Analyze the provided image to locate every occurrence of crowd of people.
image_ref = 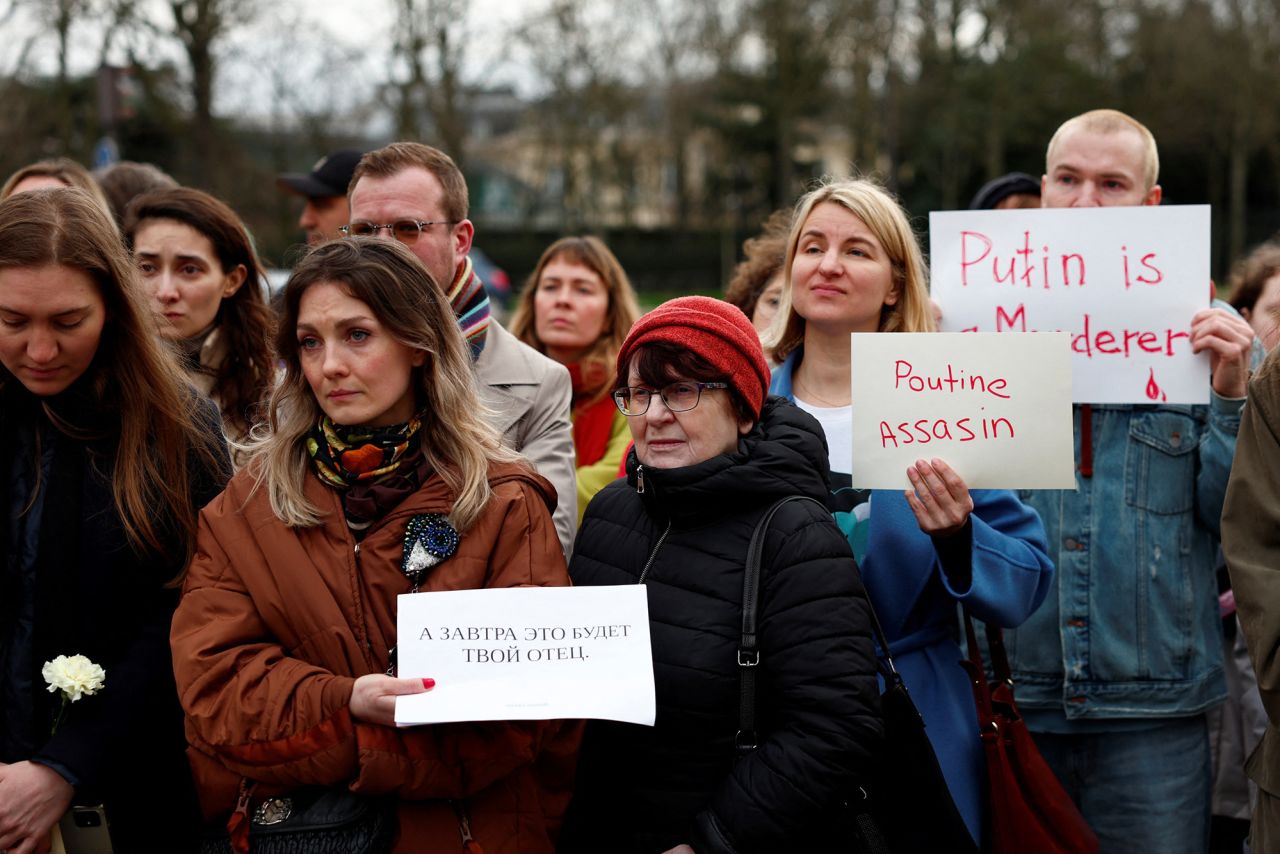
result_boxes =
[0,105,1278,854]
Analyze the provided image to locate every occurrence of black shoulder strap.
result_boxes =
[736,494,906,755]
[736,495,827,753]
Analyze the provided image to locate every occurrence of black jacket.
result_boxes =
[0,385,229,852]
[559,397,882,854]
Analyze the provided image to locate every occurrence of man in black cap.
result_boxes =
[968,171,1041,210]
[276,148,364,246]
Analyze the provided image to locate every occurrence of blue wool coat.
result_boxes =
[772,353,1055,843]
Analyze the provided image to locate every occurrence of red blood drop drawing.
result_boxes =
[1145,367,1168,402]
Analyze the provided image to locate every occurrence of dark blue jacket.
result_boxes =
[560,397,882,854]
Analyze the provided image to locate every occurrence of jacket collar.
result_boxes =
[625,396,832,521]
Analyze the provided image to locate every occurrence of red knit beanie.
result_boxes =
[615,296,771,418]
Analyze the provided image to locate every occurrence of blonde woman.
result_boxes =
[170,238,579,853]
[510,236,640,516]
[764,178,1053,847]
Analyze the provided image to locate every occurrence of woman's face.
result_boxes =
[1245,273,1280,352]
[751,273,784,334]
[789,202,899,335]
[0,264,107,396]
[297,281,425,427]
[625,365,751,469]
[133,218,245,341]
[533,258,610,363]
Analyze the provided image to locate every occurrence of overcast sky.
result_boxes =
[5,0,547,124]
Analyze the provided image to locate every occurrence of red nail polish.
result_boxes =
[422,678,436,689]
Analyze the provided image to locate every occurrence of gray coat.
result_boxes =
[475,321,577,558]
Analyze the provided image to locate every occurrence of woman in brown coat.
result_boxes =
[170,238,578,853]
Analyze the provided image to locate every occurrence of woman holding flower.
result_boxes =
[170,238,578,853]
[0,188,229,852]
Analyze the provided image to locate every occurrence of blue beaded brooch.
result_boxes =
[401,513,459,583]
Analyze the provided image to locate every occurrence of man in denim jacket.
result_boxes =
[1002,109,1257,852]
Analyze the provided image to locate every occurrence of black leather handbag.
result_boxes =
[736,496,977,854]
[198,784,395,854]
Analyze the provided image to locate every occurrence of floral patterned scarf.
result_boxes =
[308,416,432,533]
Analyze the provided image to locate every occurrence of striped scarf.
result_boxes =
[447,256,491,360]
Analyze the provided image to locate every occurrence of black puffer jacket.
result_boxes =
[559,397,882,854]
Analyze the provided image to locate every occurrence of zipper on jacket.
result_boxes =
[352,541,378,669]
[636,463,646,494]
[637,519,672,585]
[452,800,482,853]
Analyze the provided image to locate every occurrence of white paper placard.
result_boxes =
[850,332,1075,490]
[929,205,1211,404]
[395,585,655,726]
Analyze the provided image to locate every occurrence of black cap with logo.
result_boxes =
[276,149,365,199]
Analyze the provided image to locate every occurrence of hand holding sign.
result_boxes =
[1190,307,1255,399]
[905,458,975,537]
[350,674,436,727]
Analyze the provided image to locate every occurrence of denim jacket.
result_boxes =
[1007,392,1243,719]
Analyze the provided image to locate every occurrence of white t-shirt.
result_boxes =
[793,398,853,477]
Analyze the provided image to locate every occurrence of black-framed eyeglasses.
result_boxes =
[339,219,458,244]
[613,382,729,416]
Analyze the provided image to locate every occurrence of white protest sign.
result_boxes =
[929,206,1211,404]
[850,332,1075,490]
[395,585,655,726]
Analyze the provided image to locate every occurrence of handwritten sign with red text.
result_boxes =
[929,206,1211,404]
[850,333,1074,489]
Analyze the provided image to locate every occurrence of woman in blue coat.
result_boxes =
[761,178,1055,846]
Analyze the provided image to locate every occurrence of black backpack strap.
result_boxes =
[737,495,828,753]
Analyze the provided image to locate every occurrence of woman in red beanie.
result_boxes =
[559,295,882,854]
[510,236,641,519]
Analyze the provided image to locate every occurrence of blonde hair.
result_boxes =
[764,178,934,362]
[509,235,640,393]
[0,188,226,577]
[1045,109,1160,192]
[2,158,113,215]
[245,237,518,532]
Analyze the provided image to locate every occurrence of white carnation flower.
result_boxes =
[42,654,107,703]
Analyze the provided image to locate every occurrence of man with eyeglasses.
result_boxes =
[348,142,577,558]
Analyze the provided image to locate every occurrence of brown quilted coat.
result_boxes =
[170,460,581,853]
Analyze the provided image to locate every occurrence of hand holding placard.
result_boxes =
[1189,306,1256,399]
[905,459,975,537]
[350,674,435,727]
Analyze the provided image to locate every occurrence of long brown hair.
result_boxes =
[246,238,518,532]
[124,187,276,436]
[509,235,640,395]
[2,158,113,215]
[0,187,226,572]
